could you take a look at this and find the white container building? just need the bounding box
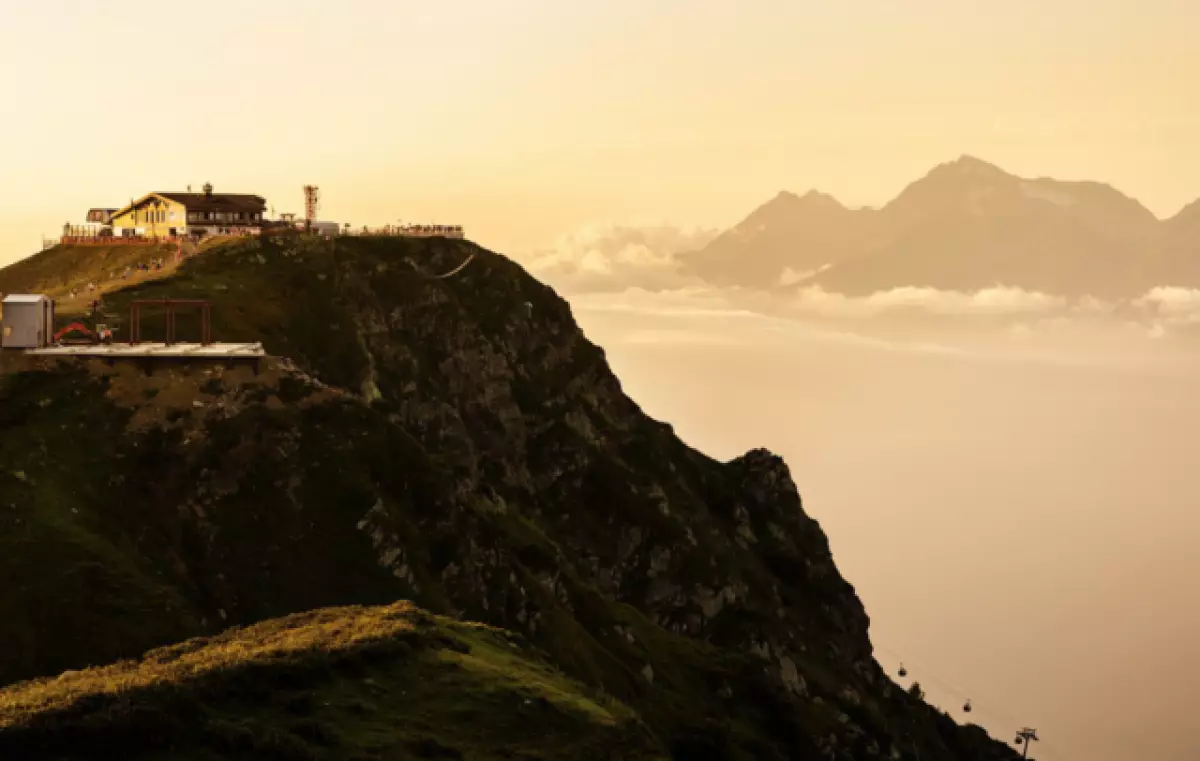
[1,294,55,349]
[310,221,342,237]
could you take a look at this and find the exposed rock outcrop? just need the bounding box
[0,234,1019,759]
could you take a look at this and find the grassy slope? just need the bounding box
[0,602,664,761]
[0,242,179,317]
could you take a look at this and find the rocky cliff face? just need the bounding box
[0,234,1019,760]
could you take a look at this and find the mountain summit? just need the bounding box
[0,234,1019,759]
[683,188,871,289]
[685,157,1193,299]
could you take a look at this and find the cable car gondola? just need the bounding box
[962,700,972,713]
[898,664,908,678]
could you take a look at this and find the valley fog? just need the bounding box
[568,297,1200,761]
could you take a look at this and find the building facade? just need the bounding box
[107,184,267,238]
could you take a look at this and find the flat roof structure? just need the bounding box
[26,342,265,358]
[2,294,51,304]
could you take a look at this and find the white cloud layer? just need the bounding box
[520,223,1200,344]
[523,223,718,292]
[569,285,1199,369]
[1134,287,1200,320]
[789,285,1068,318]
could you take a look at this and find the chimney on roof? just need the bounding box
[203,183,213,198]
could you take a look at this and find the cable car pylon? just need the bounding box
[880,645,1036,746]
[1014,727,1039,758]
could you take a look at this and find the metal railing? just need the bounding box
[346,224,465,239]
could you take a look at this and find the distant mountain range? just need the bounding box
[683,156,1200,299]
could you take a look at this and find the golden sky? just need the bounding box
[3,4,1198,758]
[2,0,1197,264]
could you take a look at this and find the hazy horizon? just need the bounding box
[3,0,1200,266]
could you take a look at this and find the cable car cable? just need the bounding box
[872,642,1070,759]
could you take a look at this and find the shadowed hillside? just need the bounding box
[0,233,1020,760]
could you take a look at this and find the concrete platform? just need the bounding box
[27,342,266,358]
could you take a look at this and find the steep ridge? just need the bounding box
[0,234,1019,760]
[685,156,1196,299]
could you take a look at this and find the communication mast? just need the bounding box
[303,185,320,230]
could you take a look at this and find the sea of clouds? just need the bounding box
[518,225,1200,348]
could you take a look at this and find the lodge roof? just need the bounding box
[110,191,266,219]
[153,192,266,213]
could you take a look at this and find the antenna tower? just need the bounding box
[303,185,320,229]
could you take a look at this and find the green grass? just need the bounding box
[0,602,666,761]
[0,242,178,314]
